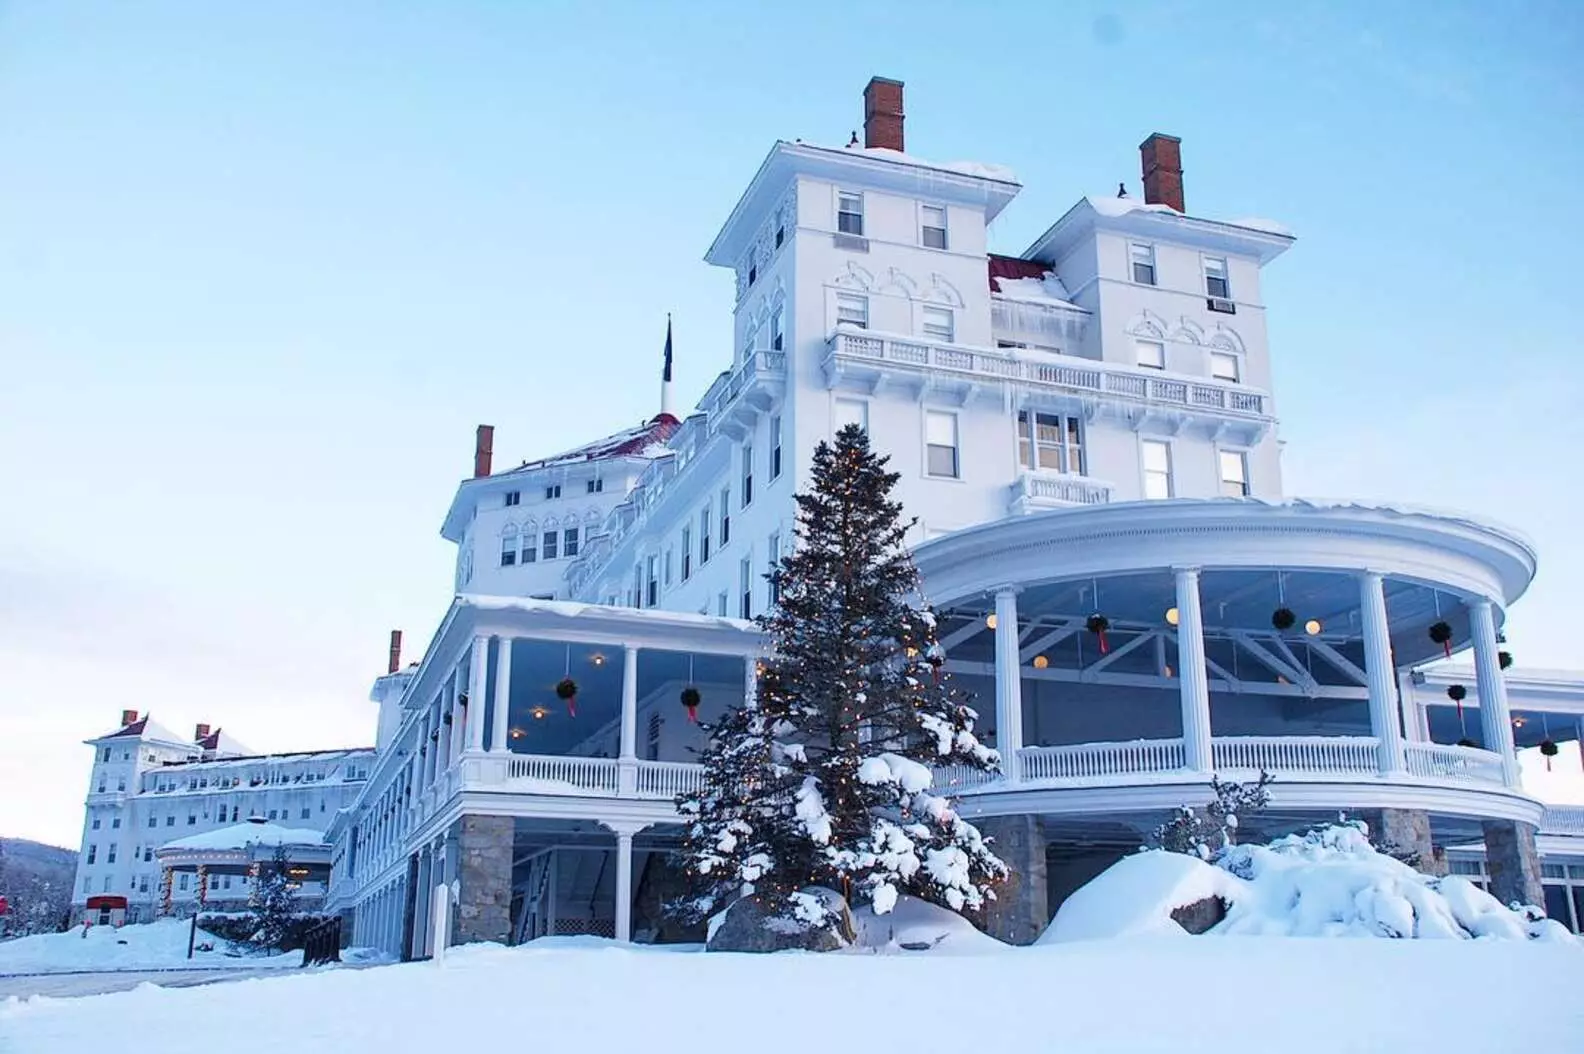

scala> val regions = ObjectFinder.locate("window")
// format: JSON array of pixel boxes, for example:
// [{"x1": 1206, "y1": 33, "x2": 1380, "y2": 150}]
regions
[
  {"x1": 187, "y1": 814, "x2": 196, "y2": 825},
  {"x1": 717, "y1": 591, "x2": 729, "y2": 617},
  {"x1": 835, "y1": 398, "x2": 868, "y2": 433},
  {"x1": 768, "y1": 532, "x2": 782, "y2": 606},
  {"x1": 740, "y1": 556, "x2": 753, "y2": 619},
  {"x1": 1130, "y1": 242, "x2": 1157, "y2": 285},
  {"x1": 111, "y1": 817, "x2": 120, "y2": 829},
  {"x1": 1136, "y1": 339, "x2": 1166, "y2": 370},
  {"x1": 92, "y1": 817, "x2": 101, "y2": 830},
  {"x1": 1219, "y1": 450, "x2": 1250, "y2": 497},
  {"x1": 663, "y1": 547, "x2": 673, "y2": 587},
  {"x1": 542, "y1": 530, "x2": 559, "y2": 560},
  {"x1": 504, "y1": 490, "x2": 520, "y2": 507},
  {"x1": 700, "y1": 506, "x2": 712, "y2": 564},
  {"x1": 87, "y1": 844, "x2": 96, "y2": 864},
  {"x1": 646, "y1": 555, "x2": 659, "y2": 607},
  {"x1": 520, "y1": 531, "x2": 537, "y2": 564},
  {"x1": 682, "y1": 526, "x2": 693, "y2": 580},
  {"x1": 719, "y1": 487, "x2": 731, "y2": 546},
  {"x1": 179, "y1": 873, "x2": 189, "y2": 891},
  {"x1": 836, "y1": 292, "x2": 869, "y2": 329},
  {"x1": 1203, "y1": 256, "x2": 1230, "y2": 299},
  {"x1": 587, "y1": 478, "x2": 604, "y2": 494},
  {"x1": 544, "y1": 484, "x2": 562, "y2": 500},
  {"x1": 770, "y1": 415, "x2": 783, "y2": 479},
  {"x1": 268, "y1": 809, "x2": 277, "y2": 820},
  {"x1": 301, "y1": 807, "x2": 311, "y2": 819},
  {"x1": 104, "y1": 876, "x2": 113, "y2": 893},
  {"x1": 1210, "y1": 351, "x2": 1240, "y2": 383},
  {"x1": 82, "y1": 876, "x2": 91, "y2": 894},
  {"x1": 1142, "y1": 440, "x2": 1174, "y2": 499},
  {"x1": 837, "y1": 191, "x2": 864, "y2": 235},
  {"x1": 770, "y1": 308, "x2": 784, "y2": 351},
  {"x1": 925, "y1": 411, "x2": 960, "y2": 478},
  {"x1": 563, "y1": 527, "x2": 579, "y2": 557},
  {"x1": 139, "y1": 875, "x2": 149, "y2": 893},
  {"x1": 922, "y1": 306, "x2": 954, "y2": 342},
  {"x1": 742, "y1": 443, "x2": 754, "y2": 506},
  {"x1": 1017, "y1": 411, "x2": 1085, "y2": 475},
  {"x1": 500, "y1": 529, "x2": 518, "y2": 567},
  {"x1": 97, "y1": 779, "x2": 105, "y2": 793},
  {"x1": 103, "y1": 747, "x2": 111, "y2": 762},
  {"x1": 922, "y1": 204, "x2": 947, "y2": 249},
  {"x1": 107, "y1": 845, "x2": 117, "y2": 863},
  {"x1": 143, "y1": 848, "x2": 152, "y2": 862},
  {"x1": 148, "y1": 816, "x2": 156, "y2": 829}
]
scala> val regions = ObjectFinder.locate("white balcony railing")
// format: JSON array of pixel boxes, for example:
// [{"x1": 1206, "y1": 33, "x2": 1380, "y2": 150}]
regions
[
  {"x1": 1403, "y1": 742, "x2": 1506, "y2": 785},
  {"x1": 1212, "y1": 735, "x2": 1380, "y2": 776},
  {"x1": 1541, "y1": 805, "x2": 1584, "y2": 837},
  {"x1": 1009, "y1": 470, "x2": 1114, "y2": 513},
  {"x1": 1019, "y1": 738, "x2": 1186, "y2": 782},
  {"x1": 826, "y1": 331, "x2": 1269, "y2": 418},
  {"x1": 505, "y1": 754, "x2": 620, "y2": 794},
  {"x1": 634, "y1": 760, "x2": 705, "y2": 799}
]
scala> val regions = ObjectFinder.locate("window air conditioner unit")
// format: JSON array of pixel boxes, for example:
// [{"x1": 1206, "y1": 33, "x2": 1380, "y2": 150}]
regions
[
  {"x1": 1207, "y1": 297, "x2": 1236, "y2": 314},
  {"x1": 833, "y1": 233, "x2": 870, "y2": 252}
]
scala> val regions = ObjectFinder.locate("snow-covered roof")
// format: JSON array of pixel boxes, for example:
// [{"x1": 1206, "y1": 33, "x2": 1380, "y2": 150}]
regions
[
  {"x1": 1022, "y1": 195, "x2": 1295, "y2": 267},
  {"x1": 151, "y1": 746, "x2": 374, "y2": 775},
  {"x1": 496, "y1": 414, "x2": 680, "y2": 475},
  {"x1": 196, "y1": 727, "x2": 252, "y2": 756},
  {"x1": 838, "y1": 143, "x2": 1018, "y2": 185},
  {"x1": 159, "y1": 819, "x2": 328, "y2": 853}
]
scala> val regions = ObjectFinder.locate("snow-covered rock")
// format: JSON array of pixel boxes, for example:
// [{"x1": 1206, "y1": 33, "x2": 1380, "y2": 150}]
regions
[
  {"x1": 706, "y1": 889, "x2": 854, "y2": 954},
  {"x1": 849, "y1": 894, "x2": 1003, "y2": 954},
  {"x1": 1045, "y1": 823, "x2": 1582, "y2": 944}
]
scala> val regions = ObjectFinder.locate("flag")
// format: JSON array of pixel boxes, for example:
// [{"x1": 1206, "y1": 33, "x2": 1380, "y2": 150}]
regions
[{"x1": 663, "y1": 315, "x2": 674, "y2": 382}]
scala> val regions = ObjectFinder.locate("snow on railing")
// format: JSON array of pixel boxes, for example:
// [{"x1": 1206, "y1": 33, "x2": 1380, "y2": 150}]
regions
[
  {"x1": 505, "y1": 754, "x2": 620, "y2": 794},
  {"x1": 828, "y1": 331, "x2": 1268, "y2": 418},
  {"x1": 1402, "y1": 742, "x2": 1506, "y2": 785},
  {"x1": 1019, "y1": 738, "x2": 1186, "y2": 782},
  {"x1": 1212, "y1": 735, "x2": 1379, "y2": 776},
  {"x1": 1541, "y1": 805, "x2": 1584, "y2": 837},
  {"x1": 634, "y1": 760, "x2": 704, "y2": 799},
  {"x1": 1011, "y1": 471, "x2": 1113, "y2": 509}
]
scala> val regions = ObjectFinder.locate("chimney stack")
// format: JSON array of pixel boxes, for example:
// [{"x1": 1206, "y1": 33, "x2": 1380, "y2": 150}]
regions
[
  {"x1": 473, "y1": 425, "x2": 495, "y2": 478},
  {"x1": 1140, "y1": 133, "x2": 1184, "y2": 213},
  {"x1": 863, "y1": 77, "x2": 905, "y2": 152},
  {"x1": 388, "y1": 629, "x2": 403, "y2": 675},
  {"x1": 120, "y1": 709, "x2": 139, "y2": 727},
  {"x1": 195, "y1": 723, "x2": 211, "y2": 742}
]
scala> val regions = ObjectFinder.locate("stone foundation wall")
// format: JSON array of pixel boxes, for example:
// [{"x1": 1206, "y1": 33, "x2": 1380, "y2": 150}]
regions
[
  {"x1": 452, "y1": 814, "x2": 514, "y2": 945},
  {"x1": 977, "y1": 814, "x2": 1048, "y2": 946},
  {"x1": 1361, "y1": 808, "x2": 1445, "y2": 876},
  {"x1": 1481, "y1": 820, "x2": 1544, "y2": 907}
]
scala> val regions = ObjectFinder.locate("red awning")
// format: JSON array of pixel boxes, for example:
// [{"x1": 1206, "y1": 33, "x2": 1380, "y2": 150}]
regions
[{"x1": 84, "y1": 895, "x2": 128, "y2": 910}]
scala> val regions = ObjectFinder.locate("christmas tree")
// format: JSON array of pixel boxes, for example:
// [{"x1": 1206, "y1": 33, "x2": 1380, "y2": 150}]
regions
[
  {"x1": 250, "y1": 845, "x2": 297, "y2": 949},
  {"x1": 678, "y1": 424, "x2": 1005, "y2": 927}
]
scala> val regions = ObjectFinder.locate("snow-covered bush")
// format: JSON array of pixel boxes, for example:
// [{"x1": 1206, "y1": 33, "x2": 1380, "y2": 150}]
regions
[
  {"x1": 1049, "y1": 820, "x2": 1579, "y2": 944},
  {"x1": 1150, "y1": 771, "x2": 1273, "y2": 859}
]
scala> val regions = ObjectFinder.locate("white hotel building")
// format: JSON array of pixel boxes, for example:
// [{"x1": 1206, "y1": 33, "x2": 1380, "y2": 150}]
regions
[{"x1": 260, "y1": 78, "x2": 1584, "y2": 952}]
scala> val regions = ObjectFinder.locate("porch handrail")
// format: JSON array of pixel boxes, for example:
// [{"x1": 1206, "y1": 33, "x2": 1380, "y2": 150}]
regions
[
  {"x1": 1018, "y1": 738, "x2": 1186, "y2": 781},
  {"x1": 1402, "y1": 741, "x2": 1507, "y2": 785},
  {"x1": 1211, "y1": 734, "x2": 1379, "y2": 775}
]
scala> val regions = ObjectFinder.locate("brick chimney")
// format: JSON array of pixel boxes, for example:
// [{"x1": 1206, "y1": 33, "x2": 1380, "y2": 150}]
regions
[
  {"x1": 120, "y1": 709, "x2": 139, "y2": 727},
  {"x1": 1140, "y1": 133, "x2": 1184, "y2": 212},
  {"x1": 863, "y1": 77, "x2": 905, "y2": 152},
  {"x1": 387, "y1": 629, "x2": 403, "y2": 675},
  {"x1": 473, "y1": 424, "x2": 495, "y2": 478},
  {"x1": 195, "y1": 723, "x2": 211, "y2": 742}
]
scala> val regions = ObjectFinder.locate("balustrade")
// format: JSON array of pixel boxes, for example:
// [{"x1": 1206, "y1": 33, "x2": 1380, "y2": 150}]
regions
[
  {"x1": 1403, "y1": 742, "x2": 1507, "y2": 785},
  {"x1": 1211, "y1": 735, "x2": 1380, "y2": 776},
  {"x1": 1018, "y1": 738, "x2": 1185, "y2": 782}
]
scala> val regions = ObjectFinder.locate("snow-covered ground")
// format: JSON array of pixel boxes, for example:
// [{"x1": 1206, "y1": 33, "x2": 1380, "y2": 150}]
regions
[
  {"x1": 0, "y1": 919, "x2": 300, "y2": 976},
  {"x1": 4, "y1": 936, "x2": 1579, "y2": 1054}
]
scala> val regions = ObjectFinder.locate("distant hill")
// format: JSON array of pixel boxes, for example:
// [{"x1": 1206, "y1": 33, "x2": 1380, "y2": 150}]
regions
[{"x1": 1, "y1": 837, "x2": 77, "y2": 937}]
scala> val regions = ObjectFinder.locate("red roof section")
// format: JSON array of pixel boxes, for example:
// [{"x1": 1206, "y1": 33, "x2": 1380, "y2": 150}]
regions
[
  {"x1": 505, "y1": 414, "x2": 681, "y2": 474},
  {"x1": 987, "y1": 253, "x2": 1048, "y2": 293},
  {"x1": 198, "y1": 729, "x2": 224, "y2": 751},
  {"x1": 105, "y1": 716, "x2": 149, "y2": 739}
]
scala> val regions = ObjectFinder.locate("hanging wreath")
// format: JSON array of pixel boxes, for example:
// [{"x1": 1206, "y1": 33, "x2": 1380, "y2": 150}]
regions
[
  {"x1": 1271, "y1": 607, "x2": 1296, "y2": 632},
  {"x1": 1428, "y1": 621, "x2": 1453, "y2": 658},
  {"x1": 1086, "y1": 613, "x2": 1111, "y2": 655},
  {"x1": 680, "y1": 686, "x2": 702, "y2": 723},
  {"x1": 555, "y1": 677, "x2": 578, "y2": 717},
  {"x1": 1540, "y1": 739, "x2": 1559, "y2": 771},
  {"x1": 458, "y1": 693, "x2": 469, "y2": 709},
  {"x1": 442, "y1": 712, "x2": 453, "y2": 726},
  {"x1": 1447, "y1": 683, "x2": 1467, "y2": 718},
  {"x1": 1499, "y1": 650, "x2": 1513, "y2": 671}
]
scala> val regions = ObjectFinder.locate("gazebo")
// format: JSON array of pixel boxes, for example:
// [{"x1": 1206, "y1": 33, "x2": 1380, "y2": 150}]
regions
[{"x1": 156, "y1": 816, "x2": 331, "y2": 915}]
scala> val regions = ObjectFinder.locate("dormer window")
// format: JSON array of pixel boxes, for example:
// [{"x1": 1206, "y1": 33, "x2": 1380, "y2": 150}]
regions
[
  {"x1": 1130, "y1": 242, "x2": 1157, "y2": 286},
  {"x1": 838, "y1": 191, "x2": 864, "y2": 236},
  {"x1": 544, "y1": 484, "x2": 561, "y2": 500},
  {"x1": 922, "y1": 205, "x2": 948, "y2": 249},
  {"x1": 504, "y1": 491, "x2": 520, "y2": 507}
]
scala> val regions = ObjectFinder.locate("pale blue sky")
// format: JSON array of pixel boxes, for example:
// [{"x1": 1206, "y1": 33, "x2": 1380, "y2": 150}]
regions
[{"x1": 2, "y1": 2, "x2": 1580, "y2": 845}]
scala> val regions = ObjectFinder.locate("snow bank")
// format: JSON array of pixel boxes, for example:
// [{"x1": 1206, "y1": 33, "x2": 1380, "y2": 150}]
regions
[
  {"x1": 849, "y1": 894, "x2": 1003, "y2": 955},
  {"x1": 1047, "y1": 824, "x2": 1581, "y2": 943},
  {"x1": 0, "y1": 919, "x2": 299, "y2": 976},
  {"x1": 5, "y1": 933, "x2": 1580, "y2": 1054}
]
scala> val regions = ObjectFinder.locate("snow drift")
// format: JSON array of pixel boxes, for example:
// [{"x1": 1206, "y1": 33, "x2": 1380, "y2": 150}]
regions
[
  {"x1": 1046, "y1": 822, "x2": 1580, "y2": 943},
  {"x1": 0, "y1": 918, "x2": 301, "y2": 975}
]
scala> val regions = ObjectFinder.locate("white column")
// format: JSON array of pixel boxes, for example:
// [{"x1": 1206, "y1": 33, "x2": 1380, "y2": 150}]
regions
[
  {"x1": 1174, "y1": 567, "x2": 1213, "y2": 773},
  {"x1": 992, "y1": 587, "x2": 1023, "y2": 782},
  {"x1": 619, "y1": 646, "x2": 639, "y2": 760},
  {"x1": 614, "y1": 831, "x2": 634, "y2": 943},
  {"x1": 445, "y1": 669, "x2": 462, "y2": 763},
  {"x1": 490, "y1": 637, "x2": 513, "y2": 754},
  {"x1": 430, "y1": 881, "x2": 450, "y2": 962},
  {"x1": 1395, "y1": 670, "x2": 1424, "y2": 743},
  {"x1": 1358, "y1": 572, "x2": 1406, "y2": 775},
  {"x1": 1469, "y1": 599, "x2": 1522, "y2": 787},
  {"x1": 744, "y1": 656, "x2": 759, "y2": 710},
  {"x1": 467, "y1": 636, "x2": 488, "y2": 753}
]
